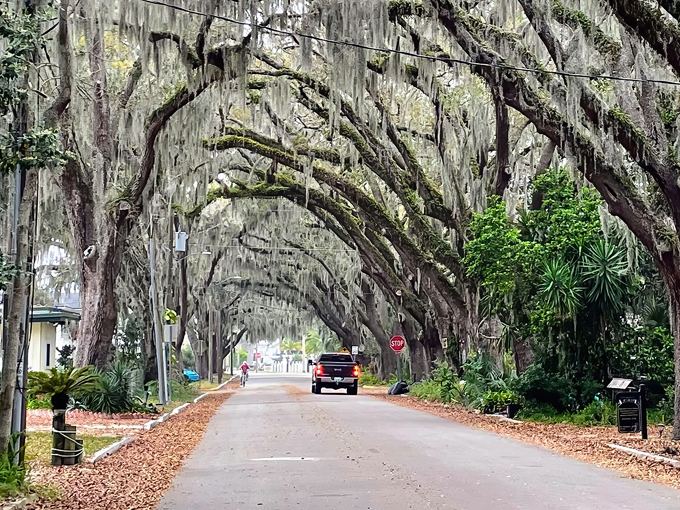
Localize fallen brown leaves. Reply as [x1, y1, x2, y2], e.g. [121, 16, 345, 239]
[372, 394, 680, 490]
[26, 391, 232, 510]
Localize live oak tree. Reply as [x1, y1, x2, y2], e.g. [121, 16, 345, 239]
[41, 0, 250, 367]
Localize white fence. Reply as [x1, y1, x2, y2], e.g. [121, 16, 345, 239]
[265, 361, 306, 373]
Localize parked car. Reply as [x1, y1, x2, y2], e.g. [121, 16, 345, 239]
[310, 353, 360, 395]
[183, 369, 199, 382]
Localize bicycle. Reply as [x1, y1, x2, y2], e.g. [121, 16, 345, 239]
[240, 371, 248, 387]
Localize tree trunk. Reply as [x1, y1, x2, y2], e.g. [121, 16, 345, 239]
[0, 169, 37, 454]
[513, 337, 534, 375]
[671, 294, 680, 440]
[400, 315, 427, 382]
[361, 279, 397, 379]
[73, 267, 117, 368]
[422, 324, 443, 376]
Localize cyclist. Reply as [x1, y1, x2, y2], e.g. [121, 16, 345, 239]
[240, 361, 251, 387]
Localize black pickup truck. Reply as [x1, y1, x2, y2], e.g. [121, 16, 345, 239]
[310, 353, 360, 395]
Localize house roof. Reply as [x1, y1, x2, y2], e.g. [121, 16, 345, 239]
[30, 306, 81, 324]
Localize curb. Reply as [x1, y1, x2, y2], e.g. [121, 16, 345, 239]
[171, 403, 190, 415]
[489, 414, 523, 424]
[92, 374, 238, 463]
[90, 437, 134, 463]
[607, 443, 680, 468]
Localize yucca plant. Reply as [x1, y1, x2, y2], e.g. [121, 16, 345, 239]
[581, 239, 628, 316]
[538, 258, 584, 318]
[80, 361, 137, 414]
[28, 366, 99, 409]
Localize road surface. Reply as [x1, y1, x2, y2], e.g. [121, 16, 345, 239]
[158, 373, 680, 509]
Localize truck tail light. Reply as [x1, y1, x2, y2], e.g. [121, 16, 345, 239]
[316, 364, 324, 376]
[352, 365, 360, 377]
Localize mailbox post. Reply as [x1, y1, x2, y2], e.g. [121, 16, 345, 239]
[609, 378, 648, 440]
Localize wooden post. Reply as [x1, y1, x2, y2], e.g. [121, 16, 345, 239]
[51, 409, 65, 466]
[62, 425, 76, 466]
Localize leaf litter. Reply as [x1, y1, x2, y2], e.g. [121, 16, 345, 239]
[25, 390, 233, 510]
[369, 392, 680, 490]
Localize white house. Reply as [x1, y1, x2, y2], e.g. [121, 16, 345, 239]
[28, 306, 80, 372]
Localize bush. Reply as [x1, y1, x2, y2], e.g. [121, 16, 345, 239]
[0, 438, 27, 499]
[359, 371, 387, 386]
[26, 395, 51, 410]
[410, 379, 441, 401]
[480, 390, 521, 414]
[514, 364, 573, 411]
[520, 400, 617, 426]
[56, 345, 75, 369]
[79, 361, 141, 414]
[570, 401, 617, 427]
[146, 380, 199, 403]
[431, 360, 458, 403]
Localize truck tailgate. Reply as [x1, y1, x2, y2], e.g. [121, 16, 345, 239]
[319, 362, 355, 377]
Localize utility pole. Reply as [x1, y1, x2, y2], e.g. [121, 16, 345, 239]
[149, 226, 166, 405]
[208, 309, 214, 384]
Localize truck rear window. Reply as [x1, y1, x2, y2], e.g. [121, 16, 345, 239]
[318, 354, 354, 363]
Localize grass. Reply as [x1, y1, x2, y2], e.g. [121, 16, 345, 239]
[519, 401, 618, 427]
[196, 380, 222, 392]
[25, 432, 122, 463]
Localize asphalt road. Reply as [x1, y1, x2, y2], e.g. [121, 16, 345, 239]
[158, 373, 680, 509]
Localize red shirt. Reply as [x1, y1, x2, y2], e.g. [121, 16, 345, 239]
[240, 363, 250, 373]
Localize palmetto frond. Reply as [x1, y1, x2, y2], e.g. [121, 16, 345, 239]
[27, 366, 99, 397]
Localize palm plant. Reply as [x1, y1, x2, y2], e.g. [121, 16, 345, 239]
[305, 331, 323, 355]
[28, 366, 99, 409]
[538, 258, 584, 318]
[280, 339, 302, 353]
[581, 239, 628, 316]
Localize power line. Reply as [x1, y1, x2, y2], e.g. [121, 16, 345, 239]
[140, 0, 680, 87]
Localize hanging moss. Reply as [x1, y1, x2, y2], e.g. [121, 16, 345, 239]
[550, 0, 620, 58]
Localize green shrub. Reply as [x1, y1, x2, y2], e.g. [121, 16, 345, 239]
[0, 438, 27, 499]
[431, 360, 458, 403]
[26, 395, 51, 410]
[480, 390, 521, 414]
[570, 401, 617, 426]
[410, 379, 441, 401]
[147, 380, 200, 403]
[79, 361, 140, 414]
[520, 400, 617, 426]
[359, 372, 387, 386]
[514, 364, 573, 411]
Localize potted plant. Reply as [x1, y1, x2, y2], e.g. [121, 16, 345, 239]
[28, 366, 99, 410]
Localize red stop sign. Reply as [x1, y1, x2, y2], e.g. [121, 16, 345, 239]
[390, 335, 406, 353]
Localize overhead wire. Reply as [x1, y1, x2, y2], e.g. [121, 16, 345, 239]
[139, 0, 680, 87]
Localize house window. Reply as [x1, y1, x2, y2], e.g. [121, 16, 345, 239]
[46, 344, 50, 367]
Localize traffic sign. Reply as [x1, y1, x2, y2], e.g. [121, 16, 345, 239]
[351, 345, 359, 355]
[255, 352, 261, 359]
[390, 335, 406, 353]
[339, 347, 350, 353]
